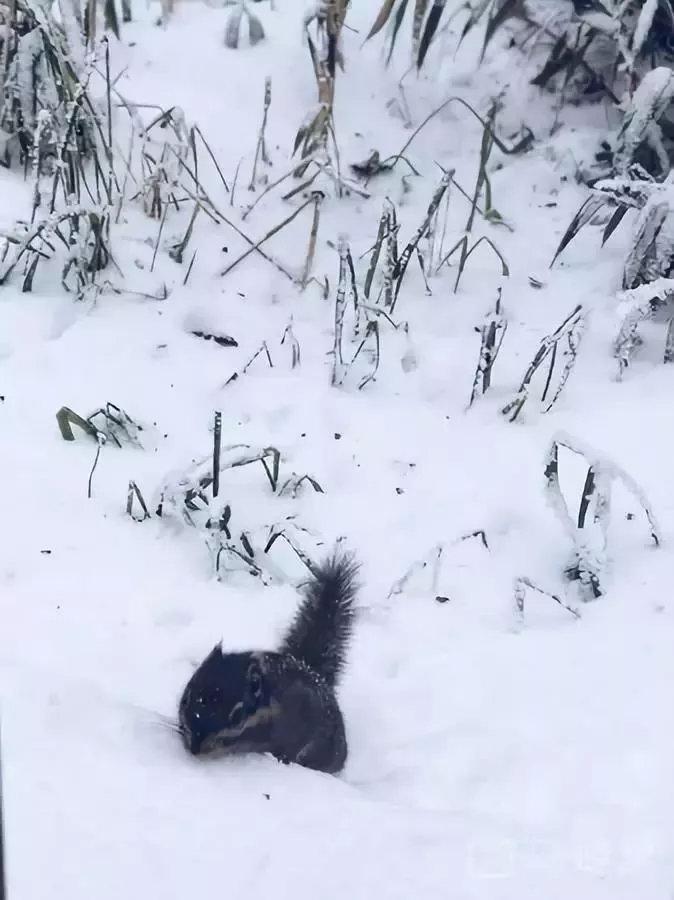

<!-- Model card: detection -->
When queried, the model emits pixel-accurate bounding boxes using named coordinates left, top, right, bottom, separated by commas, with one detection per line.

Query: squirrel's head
left=178, top=647, right=273, bottom=757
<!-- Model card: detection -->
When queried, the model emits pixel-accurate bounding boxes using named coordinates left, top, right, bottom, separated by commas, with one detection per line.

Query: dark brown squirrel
left=178, top=552, right=360, bottom=774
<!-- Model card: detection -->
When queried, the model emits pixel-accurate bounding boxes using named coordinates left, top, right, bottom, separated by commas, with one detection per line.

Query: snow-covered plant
left=224, top=0, right=265, bottom=49
left=614, top=276, right=674, bottom=375
left=248, top=76, right=272, bottom=191
left=331, top=235, right=365, bottom=387
left=292, top=0, right=361, bottom=197
left=469, top=287, right=507, bottom=406
left=0, top=0, right=97, bottom=166
left=363, top=199, right=399, bottom=308
left=0, top=0, right=123, bottom=298
left=621, top=174, right=674, bottom=288
left=544, top=431, right=660, bottom=600
left=362, top=174, right=453, bottom=313
left=56, top=402, right=152, bottom=497
left=387, top=530, right=489, bottom=601
left=367, top=0, right=462, bottom=69
left=501, top=305, right=585, bottom=422
left=135, top=106, right=191, bottom=220
left=551, top=164, right=652, bottom=267
left=366, top=0, right=674, bottom=109
left=391, top=170, right=452, bottom=309
left=0, top=204, right=113, bottom=298
left=513, top=576, right=580, bottom=624
left=554, top=169, right=674, bottom=376
left=613, top=66, right=674, bottom=176
left=155, top=421, right=323, bottom=583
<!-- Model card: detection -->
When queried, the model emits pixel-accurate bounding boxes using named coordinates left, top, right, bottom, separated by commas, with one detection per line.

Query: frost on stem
left=292, top=1, right=350, bottom=196
left=332, top=235, right=350, bottom=386
left=544, top=432, right=660, bottom=601
left=469, top=287, right=507, bottom=407
left=614, top=277, right=674, bottom=377
left=155, top=436, right=320, bottom=584
left=631, top=0, right=660, bottom=61
left=363, top=174, right=452, bottom=314
left=620, top=175, right=674, bottom=290
left=331, top=235, right=369, bottom=387
left=224, top=1, right=265, bottom=49
left=387, top=531, right=489, bottom=601
left=501, top=305, right=584, bottom=422
left=382, top=199, right=398, bottom=309
left=390, top=170, right=452, bottom=313
left=139, top=107, right=190, bottom=220
left=514, top=576, right=580, bottom=624
left=614, top=67, right=674, bottom=177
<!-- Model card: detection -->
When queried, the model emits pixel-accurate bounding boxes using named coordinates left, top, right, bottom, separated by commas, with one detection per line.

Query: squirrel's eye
left=229, top=703, right=245, bottom=728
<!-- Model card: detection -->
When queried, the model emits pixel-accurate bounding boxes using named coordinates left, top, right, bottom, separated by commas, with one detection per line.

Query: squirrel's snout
left=188, top=734, right=203, bottom=755
left=180, top=727, right=201, bottom=755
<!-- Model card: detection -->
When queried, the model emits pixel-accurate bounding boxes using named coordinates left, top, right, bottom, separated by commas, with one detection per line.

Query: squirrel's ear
left=212, top=641, right=223, bottom=656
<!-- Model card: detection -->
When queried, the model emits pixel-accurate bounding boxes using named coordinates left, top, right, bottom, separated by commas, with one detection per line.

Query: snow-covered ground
left=1, top=1, right=673, bottom=897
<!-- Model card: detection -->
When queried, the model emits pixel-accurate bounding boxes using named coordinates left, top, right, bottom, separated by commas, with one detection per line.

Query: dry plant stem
left=359, top=303, right=404, bottom=330
left=454, top=111, right=497, bottom=287
left=242, top=158, right=317, bottom=220
left=514, top=576, right=580, bottom=620
left=212, top=411, right=222, bottom=498
left=665, top=316, right=674, bottom=363
left=230, top=158, right=242, bottom=206
left=364, top=206, right=389, bottom=300
left=223, top=343, right=274, bottom=388
left=218, top=207, right=294, bottom=280
left=388, top=530, right=489, bottom=600
left=151, top=203, right=169, bottom=272
left=105, top=38, right=114, bottom=211
left=469, top=287, right=507, bottom=406
left=502, top=305, right=584, bottom=421
left=301, top=192, right=323, bottom=288
left=345, top=242, right=361, bottom=334
left=191, top=125, right=230, bottom=194
left=219, top=196, right=314, bottom=278
left=183, top=250, right=197, bottom=285
left=332, top=235, right=349, bottom=386
left=386, top=95, right=533, bottom=169
left=383, top=200, right=398, bottom=308
left=295, top=1, right=349, bottom=193
left=163, top=144, right=223, bottom=221
left=249, top=77, right=272, bottom=191
left=282, top=168, right=322, bottom=201
left=281, top=322, right=301, bottom=367
left=351, top=321, right=380, bottom=389
left=0, top=0, right=16, bottom=121
left=467, top=110, right=494, bottom=237
left=127, top=481, right=150, bottom=521
left=438, top=234, right=509, bottom=293
left=170, top=203, right=200, bottom=264
left=87, top=437, right=104, bottom=499
left=390, top=170, right=453, bottom=313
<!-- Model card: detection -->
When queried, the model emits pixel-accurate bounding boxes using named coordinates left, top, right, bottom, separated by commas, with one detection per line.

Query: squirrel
left=177, top=552, right=360, bottom=774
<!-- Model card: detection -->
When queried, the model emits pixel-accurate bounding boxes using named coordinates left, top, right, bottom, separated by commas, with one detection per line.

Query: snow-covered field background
left=0, top=0, right=673, bottom=896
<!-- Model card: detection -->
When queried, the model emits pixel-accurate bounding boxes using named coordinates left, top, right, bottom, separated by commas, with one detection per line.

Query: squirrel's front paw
left=274, top=752, right=292, bottom=766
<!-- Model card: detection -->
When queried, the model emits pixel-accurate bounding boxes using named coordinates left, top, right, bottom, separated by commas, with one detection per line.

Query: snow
left=0, top=1, right=673, bottom=897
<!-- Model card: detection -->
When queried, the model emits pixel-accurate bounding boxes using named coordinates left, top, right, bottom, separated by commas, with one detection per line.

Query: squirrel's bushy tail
left=280, top=552, right=360, bottom=687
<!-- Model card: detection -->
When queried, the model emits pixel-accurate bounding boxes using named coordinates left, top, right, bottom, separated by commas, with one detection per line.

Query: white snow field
left=0, top=0, right=673, bottom=897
